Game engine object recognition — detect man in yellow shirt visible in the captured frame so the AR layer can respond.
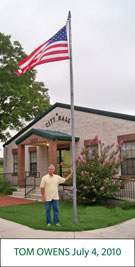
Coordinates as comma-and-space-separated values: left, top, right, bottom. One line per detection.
40, 164, 73, 226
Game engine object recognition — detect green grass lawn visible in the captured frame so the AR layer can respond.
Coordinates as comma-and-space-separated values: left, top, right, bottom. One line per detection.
0, 201, 135, 231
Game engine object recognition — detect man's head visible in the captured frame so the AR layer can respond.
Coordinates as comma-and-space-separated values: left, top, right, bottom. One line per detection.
48, 164, 55, 176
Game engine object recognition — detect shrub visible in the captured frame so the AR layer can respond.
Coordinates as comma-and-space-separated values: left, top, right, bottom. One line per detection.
76, 136, 128, 205
0, 180, 17, 196
120, 201, 135, 210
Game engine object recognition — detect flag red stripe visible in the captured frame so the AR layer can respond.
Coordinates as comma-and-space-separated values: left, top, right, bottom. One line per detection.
40, 49, 68, 58
33, 46, 68, 61
28, 56, 69, 70
19, 40, 49, 66
45, 43, 68, 51
30, 54, 69, 69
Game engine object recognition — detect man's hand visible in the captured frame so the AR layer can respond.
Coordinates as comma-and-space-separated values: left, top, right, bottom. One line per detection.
70, 170, 73, 176
64, 169, 73, 183
41, 187, 46, 202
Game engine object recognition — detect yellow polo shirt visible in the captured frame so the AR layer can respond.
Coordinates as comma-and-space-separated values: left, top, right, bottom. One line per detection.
40, 174, 65, 201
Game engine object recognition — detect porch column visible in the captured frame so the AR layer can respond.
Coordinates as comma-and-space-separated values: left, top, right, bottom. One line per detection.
18, 144, 25, 186
48, 140, 57, 173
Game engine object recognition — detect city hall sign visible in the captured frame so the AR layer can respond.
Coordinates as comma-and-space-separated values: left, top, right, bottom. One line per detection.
45, 113, 70, 128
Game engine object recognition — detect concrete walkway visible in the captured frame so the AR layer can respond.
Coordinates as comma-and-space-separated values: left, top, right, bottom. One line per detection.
0, 218, 135, 238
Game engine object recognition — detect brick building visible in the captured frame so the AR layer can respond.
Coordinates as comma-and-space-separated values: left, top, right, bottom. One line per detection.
3, 102, 135, 187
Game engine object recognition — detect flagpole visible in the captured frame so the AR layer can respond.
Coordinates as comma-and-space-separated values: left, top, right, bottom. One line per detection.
67, 11, 77, 224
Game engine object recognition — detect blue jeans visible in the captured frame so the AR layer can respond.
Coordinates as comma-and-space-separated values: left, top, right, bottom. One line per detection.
45, 200, 59, 224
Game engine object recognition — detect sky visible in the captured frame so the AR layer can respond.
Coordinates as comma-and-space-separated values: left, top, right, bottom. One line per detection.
0, 0, 135, 156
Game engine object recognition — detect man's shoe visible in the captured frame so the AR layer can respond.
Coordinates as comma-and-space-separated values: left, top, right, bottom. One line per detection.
55, 223, 60, 226
47, 223, 51, 226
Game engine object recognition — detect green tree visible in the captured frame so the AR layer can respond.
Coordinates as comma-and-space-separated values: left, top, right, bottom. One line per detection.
76, 136, 128, 205
0, 32, 50, 142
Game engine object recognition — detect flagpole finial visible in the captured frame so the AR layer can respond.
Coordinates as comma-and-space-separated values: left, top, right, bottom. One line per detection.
68, 11, 71, 20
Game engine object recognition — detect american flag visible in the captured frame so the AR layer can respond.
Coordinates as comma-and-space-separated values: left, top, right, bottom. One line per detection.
16, 25, 69, 75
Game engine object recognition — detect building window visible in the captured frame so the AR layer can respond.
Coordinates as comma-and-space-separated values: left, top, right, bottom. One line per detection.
84, 138, 98, 158
87, 145, 98, 158
13, 153, 18, 174
121, 142, 135, 175
30, 151, 37, 174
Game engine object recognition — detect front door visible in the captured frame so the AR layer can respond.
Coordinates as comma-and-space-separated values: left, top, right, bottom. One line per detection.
57, 149, 70, 177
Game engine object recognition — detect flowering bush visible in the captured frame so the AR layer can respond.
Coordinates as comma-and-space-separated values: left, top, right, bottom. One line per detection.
76, 136, 128, 205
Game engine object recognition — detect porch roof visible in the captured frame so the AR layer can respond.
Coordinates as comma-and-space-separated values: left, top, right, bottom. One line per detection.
15, 128, 79, 145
